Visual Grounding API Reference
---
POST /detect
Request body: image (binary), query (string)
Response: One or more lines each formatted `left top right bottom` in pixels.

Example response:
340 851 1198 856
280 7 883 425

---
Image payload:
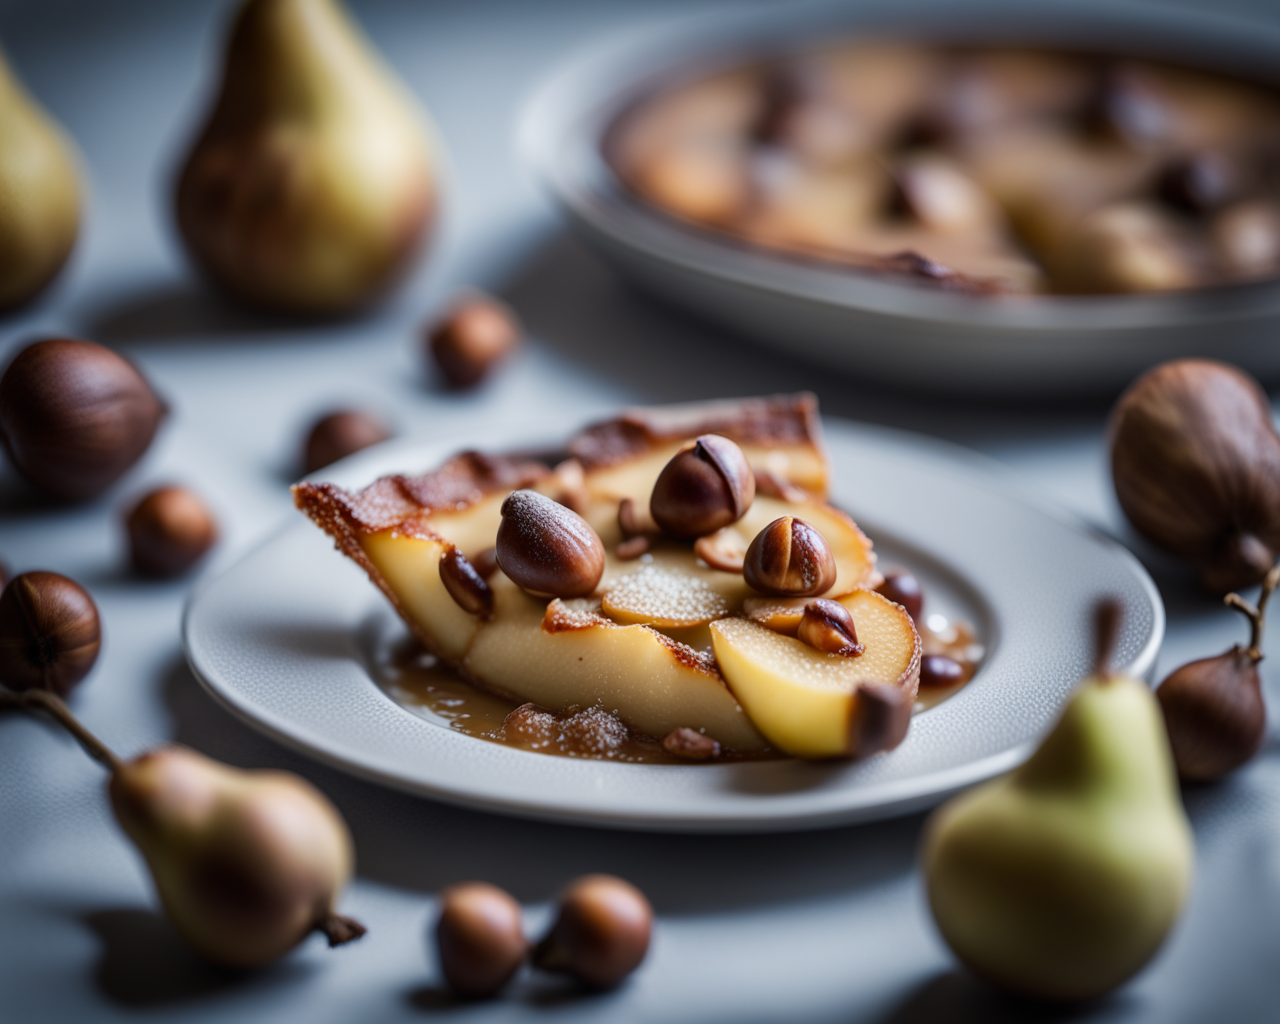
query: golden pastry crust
569 392 824 471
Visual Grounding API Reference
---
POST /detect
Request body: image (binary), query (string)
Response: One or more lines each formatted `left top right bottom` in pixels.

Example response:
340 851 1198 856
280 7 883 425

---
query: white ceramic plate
183 420 1162 833
521 0 1280 397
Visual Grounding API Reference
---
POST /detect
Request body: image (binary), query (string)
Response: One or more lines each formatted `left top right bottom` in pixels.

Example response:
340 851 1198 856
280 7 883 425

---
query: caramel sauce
916 615 984 712
381 638 767 764
380 602 983 763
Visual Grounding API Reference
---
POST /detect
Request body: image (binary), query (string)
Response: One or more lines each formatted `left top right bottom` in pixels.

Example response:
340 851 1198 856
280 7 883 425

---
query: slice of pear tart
293 394 921 758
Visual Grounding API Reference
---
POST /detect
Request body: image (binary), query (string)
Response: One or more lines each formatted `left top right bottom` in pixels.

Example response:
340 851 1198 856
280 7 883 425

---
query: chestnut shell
0 571 101 696
649 434 755 539
0 339 165 501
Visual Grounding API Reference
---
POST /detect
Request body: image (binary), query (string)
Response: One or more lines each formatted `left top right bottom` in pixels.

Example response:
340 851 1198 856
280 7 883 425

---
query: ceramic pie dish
521 0 1280 397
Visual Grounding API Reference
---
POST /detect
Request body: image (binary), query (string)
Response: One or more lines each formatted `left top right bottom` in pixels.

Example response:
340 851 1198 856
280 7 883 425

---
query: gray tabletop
2 1 1279 1021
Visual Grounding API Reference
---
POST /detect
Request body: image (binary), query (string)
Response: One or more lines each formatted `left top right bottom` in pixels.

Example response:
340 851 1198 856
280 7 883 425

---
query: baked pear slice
294 394 879 753
711 589 922 759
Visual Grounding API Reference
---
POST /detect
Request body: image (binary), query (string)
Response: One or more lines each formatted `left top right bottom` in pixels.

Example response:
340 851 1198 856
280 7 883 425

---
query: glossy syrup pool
371 546 987 764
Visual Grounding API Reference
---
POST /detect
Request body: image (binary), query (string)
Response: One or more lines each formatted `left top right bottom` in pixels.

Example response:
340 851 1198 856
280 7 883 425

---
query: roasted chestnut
649 434 755 539
435 882 528 998
532 875 652 989
743 516 836 597
303 409 391 474
428 294 521 389
439 546 493 617
0 571 101 696
125 486 219 578
796 599 863 657
496 490 605 599
0 338 165 501
876 570 923 621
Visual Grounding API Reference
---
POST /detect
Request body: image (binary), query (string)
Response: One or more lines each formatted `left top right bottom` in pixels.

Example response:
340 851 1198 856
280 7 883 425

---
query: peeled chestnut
0 339 165 501
0 571 101 696
428 294 521 389
126 486 219 578
495 490 605 599
303 409 391 474
435 882 528 998
649 434 755 539
743 516 836 597
1157 563 1277 781
1111 359 1280 593
532 874 652 989
876 570 923 621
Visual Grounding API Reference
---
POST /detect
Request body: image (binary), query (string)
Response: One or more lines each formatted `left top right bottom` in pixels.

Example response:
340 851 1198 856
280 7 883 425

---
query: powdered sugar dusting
603 563 731 626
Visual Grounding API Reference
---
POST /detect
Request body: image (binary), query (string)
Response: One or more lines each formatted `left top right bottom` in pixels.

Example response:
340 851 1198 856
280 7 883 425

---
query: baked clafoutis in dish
294 395 979 762
608 44 1280 295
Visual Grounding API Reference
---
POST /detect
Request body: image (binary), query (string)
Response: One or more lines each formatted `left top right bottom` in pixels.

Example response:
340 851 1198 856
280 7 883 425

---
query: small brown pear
1157 561 1278 781
0 43 82 310
175 0 437 313
109 746 364 967
0 688 365 968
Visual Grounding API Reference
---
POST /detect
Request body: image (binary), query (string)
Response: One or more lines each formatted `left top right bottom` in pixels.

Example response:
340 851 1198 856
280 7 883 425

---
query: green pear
0 44 82 310
923 664 1194 1001
175 0 437 314
109 745 364 968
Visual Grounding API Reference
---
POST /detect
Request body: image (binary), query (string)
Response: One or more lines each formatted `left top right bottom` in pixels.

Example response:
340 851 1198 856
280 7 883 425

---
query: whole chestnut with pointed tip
428 295 521 389
743 516 836 597
797 598 863 657
533 874 652 989
303 409 391 474
650 434 755 539
0 339 165 501
0 571 100 696
1110 359 1280 593
1157 563 1277 781
435 881 528 997
496 490 605 599
126 486 219 578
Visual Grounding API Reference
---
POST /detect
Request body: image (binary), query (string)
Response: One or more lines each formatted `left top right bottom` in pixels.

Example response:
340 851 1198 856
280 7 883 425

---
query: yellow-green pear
0 44 82 310
175 0 437 314
922 610 1194 1001
109 745 365 968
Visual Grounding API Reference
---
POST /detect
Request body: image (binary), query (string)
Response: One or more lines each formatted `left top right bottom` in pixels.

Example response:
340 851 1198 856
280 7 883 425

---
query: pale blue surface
1 1 1279 1021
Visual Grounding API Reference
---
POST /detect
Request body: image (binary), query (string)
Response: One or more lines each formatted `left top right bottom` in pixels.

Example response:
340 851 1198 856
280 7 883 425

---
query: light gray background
1 1 1278 1021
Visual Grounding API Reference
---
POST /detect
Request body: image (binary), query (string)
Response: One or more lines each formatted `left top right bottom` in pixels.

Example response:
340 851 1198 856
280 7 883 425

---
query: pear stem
1093 599 1122 680
318 913 367 947
0 686 121 772
1224 559 1280 661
